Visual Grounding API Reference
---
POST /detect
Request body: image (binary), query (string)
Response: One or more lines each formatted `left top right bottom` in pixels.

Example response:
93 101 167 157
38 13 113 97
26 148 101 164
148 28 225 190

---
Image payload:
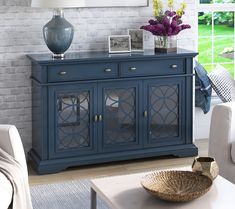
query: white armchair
0 125 30 208
208 102 235 184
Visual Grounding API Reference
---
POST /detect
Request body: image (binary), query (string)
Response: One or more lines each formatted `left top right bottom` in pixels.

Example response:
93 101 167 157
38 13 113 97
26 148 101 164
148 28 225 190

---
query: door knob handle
98 115 103 121
94 115 98 122
143 110 148 118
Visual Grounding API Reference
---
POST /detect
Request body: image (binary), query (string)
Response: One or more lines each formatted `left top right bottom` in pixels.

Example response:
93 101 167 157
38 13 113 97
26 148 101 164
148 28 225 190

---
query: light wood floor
28 139 208 186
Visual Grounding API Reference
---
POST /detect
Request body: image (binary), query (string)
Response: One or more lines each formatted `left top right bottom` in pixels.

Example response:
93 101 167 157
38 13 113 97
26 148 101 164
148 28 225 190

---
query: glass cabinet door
48 84 97 159
144 78 185 147
98 81 141 151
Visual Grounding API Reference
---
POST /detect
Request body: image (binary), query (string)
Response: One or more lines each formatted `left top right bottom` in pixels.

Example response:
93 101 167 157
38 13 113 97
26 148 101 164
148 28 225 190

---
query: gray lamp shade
31 0 86 8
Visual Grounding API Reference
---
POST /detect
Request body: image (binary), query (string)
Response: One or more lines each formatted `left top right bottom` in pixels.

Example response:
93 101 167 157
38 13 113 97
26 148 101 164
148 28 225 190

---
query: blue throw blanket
194 61 212 114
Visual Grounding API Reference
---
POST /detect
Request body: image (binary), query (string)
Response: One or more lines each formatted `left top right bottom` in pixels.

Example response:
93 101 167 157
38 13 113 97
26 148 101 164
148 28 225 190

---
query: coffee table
90 168 235 209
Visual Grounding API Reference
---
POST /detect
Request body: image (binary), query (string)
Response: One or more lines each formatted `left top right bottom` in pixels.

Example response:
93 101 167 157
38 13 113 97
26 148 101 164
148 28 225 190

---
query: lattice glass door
98 81 141 151
144 78 185 146
57 92 90 148
48 84 97 159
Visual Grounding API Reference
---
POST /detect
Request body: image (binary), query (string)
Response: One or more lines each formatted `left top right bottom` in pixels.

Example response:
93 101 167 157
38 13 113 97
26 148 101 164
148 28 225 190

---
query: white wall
0 0 197 152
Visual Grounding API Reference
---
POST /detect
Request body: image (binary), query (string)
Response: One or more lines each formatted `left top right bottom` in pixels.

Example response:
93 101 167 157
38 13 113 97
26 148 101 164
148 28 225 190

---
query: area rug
30 179 110 209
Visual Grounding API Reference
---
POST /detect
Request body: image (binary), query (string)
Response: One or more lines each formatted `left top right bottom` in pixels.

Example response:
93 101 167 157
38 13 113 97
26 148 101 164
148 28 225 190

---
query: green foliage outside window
198 12 234 26
198 5 234 77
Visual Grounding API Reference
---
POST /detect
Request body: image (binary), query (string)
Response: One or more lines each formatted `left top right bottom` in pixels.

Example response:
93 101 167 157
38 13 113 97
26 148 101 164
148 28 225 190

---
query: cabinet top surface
27 49 198 65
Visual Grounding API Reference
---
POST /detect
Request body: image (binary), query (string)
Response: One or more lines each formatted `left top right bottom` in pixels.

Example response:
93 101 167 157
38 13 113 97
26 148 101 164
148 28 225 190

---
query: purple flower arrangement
141 10 191 36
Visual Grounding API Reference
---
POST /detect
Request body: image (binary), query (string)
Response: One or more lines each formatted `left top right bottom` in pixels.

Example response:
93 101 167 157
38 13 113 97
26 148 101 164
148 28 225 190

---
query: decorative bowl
141 170 213 202
192 156 219 180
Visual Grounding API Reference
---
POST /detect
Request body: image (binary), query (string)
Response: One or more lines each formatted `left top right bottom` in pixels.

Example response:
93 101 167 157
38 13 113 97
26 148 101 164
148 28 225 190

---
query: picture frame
128 29 144 52
108 35 131 54
82 0 149 7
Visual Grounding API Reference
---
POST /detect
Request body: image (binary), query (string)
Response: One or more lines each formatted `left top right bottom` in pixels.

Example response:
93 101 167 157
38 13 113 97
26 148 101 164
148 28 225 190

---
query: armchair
208 102 235 184
0 125 31 208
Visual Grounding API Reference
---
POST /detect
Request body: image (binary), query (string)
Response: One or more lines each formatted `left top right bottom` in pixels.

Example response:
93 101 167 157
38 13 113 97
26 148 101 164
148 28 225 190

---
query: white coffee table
90 169 235 209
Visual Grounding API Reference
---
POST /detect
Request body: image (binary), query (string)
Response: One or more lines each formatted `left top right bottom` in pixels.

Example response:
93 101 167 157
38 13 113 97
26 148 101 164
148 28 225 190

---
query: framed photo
109 35 131 53
128 29 144 52
82 0 149 7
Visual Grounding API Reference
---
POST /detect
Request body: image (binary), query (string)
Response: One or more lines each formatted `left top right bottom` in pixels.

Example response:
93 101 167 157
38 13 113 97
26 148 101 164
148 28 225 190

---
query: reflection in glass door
149 84 179 140
56 91 90 150
102 87 137 147
99 81 141 151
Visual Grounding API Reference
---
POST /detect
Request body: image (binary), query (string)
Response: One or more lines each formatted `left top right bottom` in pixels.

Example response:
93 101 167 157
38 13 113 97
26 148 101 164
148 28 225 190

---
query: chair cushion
231 141 235 164
0 172 13 208
208 64 235 102
0 125 27 177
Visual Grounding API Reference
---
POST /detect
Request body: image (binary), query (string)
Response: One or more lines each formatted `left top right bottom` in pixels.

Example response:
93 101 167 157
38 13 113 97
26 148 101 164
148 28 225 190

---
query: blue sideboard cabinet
28 49 198 174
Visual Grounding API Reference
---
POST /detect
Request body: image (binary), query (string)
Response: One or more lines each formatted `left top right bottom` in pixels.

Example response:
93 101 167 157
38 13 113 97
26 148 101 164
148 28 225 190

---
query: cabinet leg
91 188 97 209
173 146 198 157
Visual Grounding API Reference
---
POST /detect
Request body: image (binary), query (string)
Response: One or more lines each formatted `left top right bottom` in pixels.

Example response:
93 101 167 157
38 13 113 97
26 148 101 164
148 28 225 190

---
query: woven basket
141 170 212 202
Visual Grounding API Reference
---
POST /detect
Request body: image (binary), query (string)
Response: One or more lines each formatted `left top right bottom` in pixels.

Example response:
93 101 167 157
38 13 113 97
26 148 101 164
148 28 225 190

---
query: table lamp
31 0 85 58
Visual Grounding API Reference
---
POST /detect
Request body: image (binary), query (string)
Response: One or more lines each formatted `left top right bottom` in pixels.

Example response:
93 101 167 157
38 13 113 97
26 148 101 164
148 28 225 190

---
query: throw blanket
194 61 212 114
0 148 33 209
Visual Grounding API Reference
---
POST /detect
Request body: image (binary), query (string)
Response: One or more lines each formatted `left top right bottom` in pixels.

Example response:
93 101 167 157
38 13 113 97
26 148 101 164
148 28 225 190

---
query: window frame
197 1 235 78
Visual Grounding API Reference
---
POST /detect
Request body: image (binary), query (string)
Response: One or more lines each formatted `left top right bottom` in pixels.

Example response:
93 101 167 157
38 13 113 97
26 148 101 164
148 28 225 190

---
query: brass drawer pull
104 68 112 72
129 67 137 71
58 71 67 76
171 64 178 69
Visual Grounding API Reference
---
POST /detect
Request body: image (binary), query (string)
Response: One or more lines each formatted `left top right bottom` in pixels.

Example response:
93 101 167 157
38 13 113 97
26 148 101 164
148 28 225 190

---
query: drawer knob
171 64 178 69
129 67 137 71
58 71 67 76
104 68 112 72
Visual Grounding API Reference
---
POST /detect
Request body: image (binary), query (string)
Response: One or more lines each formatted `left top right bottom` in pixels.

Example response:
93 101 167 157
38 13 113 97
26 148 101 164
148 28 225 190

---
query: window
198 0 235 77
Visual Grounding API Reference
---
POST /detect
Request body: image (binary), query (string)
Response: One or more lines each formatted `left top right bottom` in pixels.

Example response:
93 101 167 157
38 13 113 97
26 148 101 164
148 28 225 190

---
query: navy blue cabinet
28 49 198 174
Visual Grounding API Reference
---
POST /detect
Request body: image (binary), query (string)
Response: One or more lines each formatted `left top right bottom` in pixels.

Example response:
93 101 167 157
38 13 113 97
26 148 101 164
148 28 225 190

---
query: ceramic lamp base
43 9 74 58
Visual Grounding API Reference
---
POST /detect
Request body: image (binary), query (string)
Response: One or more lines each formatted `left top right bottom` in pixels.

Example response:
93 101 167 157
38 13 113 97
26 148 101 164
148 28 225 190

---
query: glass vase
154 36 177 53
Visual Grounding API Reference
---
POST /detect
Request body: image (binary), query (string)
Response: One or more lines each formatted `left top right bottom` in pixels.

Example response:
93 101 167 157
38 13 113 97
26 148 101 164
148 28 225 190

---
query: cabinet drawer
48 63 118 82
120 59 185 77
